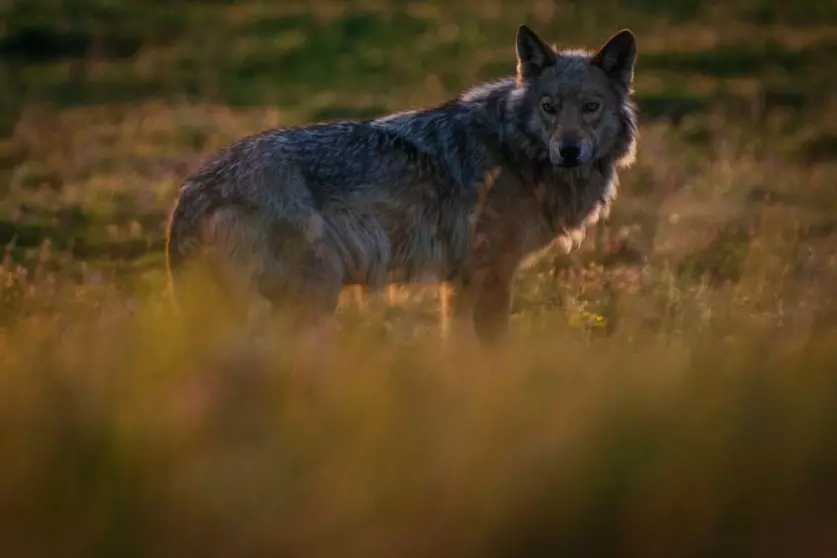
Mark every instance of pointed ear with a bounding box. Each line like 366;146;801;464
591;29;637;87
516;25;557;83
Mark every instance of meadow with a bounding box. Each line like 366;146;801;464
3;0;837;555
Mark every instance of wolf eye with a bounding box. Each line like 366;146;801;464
582;101;601;113
541;100;556;114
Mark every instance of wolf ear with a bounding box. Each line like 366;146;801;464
591;29;637;87
516;25;557;83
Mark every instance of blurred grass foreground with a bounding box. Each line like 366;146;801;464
4;1;837;556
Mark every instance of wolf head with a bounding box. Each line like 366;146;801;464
514;25;638;170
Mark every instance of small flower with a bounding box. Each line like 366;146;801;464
568;307;607;330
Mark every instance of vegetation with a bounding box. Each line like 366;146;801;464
2;0;837;555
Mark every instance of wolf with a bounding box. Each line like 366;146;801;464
164;24;639;346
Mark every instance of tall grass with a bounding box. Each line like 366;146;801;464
2;244;837;557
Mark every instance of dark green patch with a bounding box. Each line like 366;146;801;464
634;93;712;123
71;237;166;261
477;60;515;82
677;219;755;285
796;134;837;166
13;165;64;191
642;41;837;79
738;0;837;25
0;26;101;62
0;201;165;269
218;10;432;106
310;105;389;122
762;89;809;112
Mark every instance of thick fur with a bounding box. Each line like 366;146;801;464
165;25;639;345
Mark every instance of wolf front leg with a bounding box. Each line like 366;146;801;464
471;274;512;345
439;271;512;348
439;280;477;347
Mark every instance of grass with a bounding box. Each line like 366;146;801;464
3;0;837;555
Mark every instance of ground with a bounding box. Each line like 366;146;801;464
3;1;837;556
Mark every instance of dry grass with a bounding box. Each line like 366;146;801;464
3;269;837;557
3;0;837;555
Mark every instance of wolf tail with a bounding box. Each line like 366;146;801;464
164;182;215;309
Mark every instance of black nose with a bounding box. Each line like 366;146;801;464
559;146;580;166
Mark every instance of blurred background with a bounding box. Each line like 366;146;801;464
2;0;837;282
3;1;837;557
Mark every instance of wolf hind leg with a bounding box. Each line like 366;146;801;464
177;206;339;338
166;205;271;333
252;212;346;339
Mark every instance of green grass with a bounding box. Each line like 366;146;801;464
3;0;837;555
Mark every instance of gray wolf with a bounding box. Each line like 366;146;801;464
164;24;639;346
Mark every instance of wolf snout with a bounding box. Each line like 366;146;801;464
558;145;581;167
551;143;583;168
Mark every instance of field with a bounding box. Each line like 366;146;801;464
3;0;837;556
